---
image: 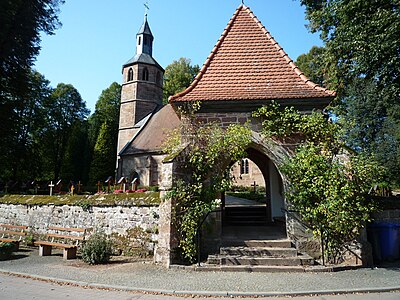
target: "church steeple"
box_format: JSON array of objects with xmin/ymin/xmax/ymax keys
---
[
  {"xmin": 117, "ymin": 11, "xmax": 164, "ymax": 158},
  {"xmin": 136, "ymin": 15, "xmax": 153, "ymax": 56}
]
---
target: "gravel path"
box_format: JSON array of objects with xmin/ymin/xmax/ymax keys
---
[{"xmin": 1, "ymin": 248, "xmax": 400, "ymax": 297}]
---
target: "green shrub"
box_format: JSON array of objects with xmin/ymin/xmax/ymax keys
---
[
  {"xmin": 0, "ymin": 242, "xmax": 14, "ymax": 260},
  {"xmin": 82, "ymin": 232, "xmax": 112, "ymax": 265}
]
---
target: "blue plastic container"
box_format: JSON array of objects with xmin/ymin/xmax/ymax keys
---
[{"xmin": 379, "ymin": 223, "xmax": 400, "ymax": 261}]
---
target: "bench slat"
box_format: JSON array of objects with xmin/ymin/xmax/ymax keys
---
[
  {"xmin": 34, "ymin": 241, "xmax": 77, "ymax": 249},
  {"xmin": 48, "ymin": 226, "xmax": 86, "ymax": 233},
  {"xmin": 47, "ymin": 233, "xmax": 84, "ymax": 241},
  {"xmin": 0, "ymin": 230, "xmax": 27, "ymax": 236},
  {"xmin": 0, "ymin": 238, "xmax": 19, "ymax": 243},
  {"xmin": 0, "ymin": 224, "xmax": 28, "ymax": 230}
]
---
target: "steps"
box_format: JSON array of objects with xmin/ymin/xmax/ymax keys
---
[
  {"xmin": 224, "ymin": 206, "xmax": 267, "ymax": 226},
  {"xmin": 199, "ymin": 226, "xmax": 314, "ymax": 272}
]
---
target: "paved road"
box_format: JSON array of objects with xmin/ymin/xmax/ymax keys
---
[
  {"xmin": 1, "ymin": 248, "xmax": 400, "ymax": 298},
  {"xmin": 1, "ymin": 273, "xmax": 400, "ymax": 300}
]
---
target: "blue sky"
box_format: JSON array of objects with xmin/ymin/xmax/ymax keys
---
[{"xmin": 34, "ymin": 0, "xmax": 323, "ymax": 113}]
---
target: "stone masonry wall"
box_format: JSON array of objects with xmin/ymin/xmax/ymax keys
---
[
  {"xmin": 372, "ymin": 210, "xmax": 400, "ymax": 223},
  {"xmin": 195, "ymin": 112, "xmax": 251, "ymax": 128},
  {"xmin": 0, "ymin": 204, "xmax": 159, "ymax": 239}
]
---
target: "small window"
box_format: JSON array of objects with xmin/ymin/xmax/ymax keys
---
[
  {"xmin": 144, "ymin": 36, "xmax": 148, "ymax": 45},
  {"xmin": 138, "ymin": 36, "xmax": 141, "ymax": 46},
  {"xmin": 127, "ymin": 68, "xmax": 133, "ymax": 82},
  {"xmin": 240, "ymin": 159, "xmax": 249, "ymax": 175},
  {"xmin": 142, "ymin": 67, "xmax": 149, "ymax": 81}
]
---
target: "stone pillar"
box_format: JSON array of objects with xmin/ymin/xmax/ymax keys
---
[
  {"xmin": 154, "ymin": 160, "xmax": 178, "ymax": 266},
  {"xmin": 153, "ymin": 195, "xmax": 175, "ymax": 266}
]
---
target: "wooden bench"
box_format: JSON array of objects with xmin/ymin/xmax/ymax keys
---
[
  {"xmin": 0, "ymin": 224, "xmax": 28, "ymax": 251},
  {"xmin": 34, "ymin": 226, "xmax": 89, "ymax": 260}
]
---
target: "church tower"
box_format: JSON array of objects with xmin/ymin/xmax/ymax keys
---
[{"xmin": 117, "ymin": 14, "xmax": 164, "ymax": 155}]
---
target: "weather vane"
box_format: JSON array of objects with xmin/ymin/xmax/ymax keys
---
[{"xmin": 144, "ymin": 0, "xmax": 150, "ymax": 16}]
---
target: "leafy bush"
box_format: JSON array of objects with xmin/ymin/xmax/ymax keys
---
[
  {"xmin": 82, "ymin": 232, "xmax": 112, "ymax": 264},
  {"xmin": 255, "ymin": 102, "xmax": 387, "ymax": 262},
  {"xmin": 0, "ymin": 242, "xmax": 14, "ymax": 260}
]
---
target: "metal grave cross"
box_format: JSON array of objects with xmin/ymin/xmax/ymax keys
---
[{"xmin": 251, "ymin": 181, "xmax": 258, "ymax": 193}]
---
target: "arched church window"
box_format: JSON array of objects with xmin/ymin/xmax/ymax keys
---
[
  {"xmin": 138, "ymin": 36, "xmax": 141, "ymax": 46},
  {"xmin": 240, "ymin": 159, "xmax": 249, "ymax": 175},
  {"xmin": 127, "ymin": 68, "xmax": 134, "ymax": 82},
  {"xmin": 142, "ymin": 67, "xmax": 149, "ymax": 81}
]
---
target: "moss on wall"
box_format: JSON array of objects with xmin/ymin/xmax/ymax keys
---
[{"xmin": 0, "ymin": 192, "xmax": 160, "ymax": 207}]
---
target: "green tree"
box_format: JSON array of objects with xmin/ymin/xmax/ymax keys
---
[
  {"xmin": 89, "ymin": 121, "xmax": 116, "ymax": 183},
  {"xmin": 0, "ymin": 0, "xmax": 64, "ymax": 171},
  {"xmin": 340, "ymin": 78, "xmax": 400, "ymax": 185},
  {"xmin": 88, "ymin": 82, "xmax": 121, "ymax": 183},
  {"xmin": 299, "ymin": 0, "xmax": 400, "ymax": 110},
  {"xmin": 295, "ymin": 46, "xmax": 327, "ymax": 86},
  {"xmin": 0, "ymin": 0, "xmax": 63, "ymax": 91},
  {"xmin": 61, "ymin": 120, "xmax": 90, "ymax": 182},
  {"xmin": 162, "ymin": 58, "xmax": 200, "ymax": 104},
  {"xmin": 295, "ymin": 10, "xmax": 400, "ymax": 185},
  {"xmin": 88, "ymin": 82, "xmax": 121, "ymax": 149},
  {"xmin": 41, "ymin": 83, "xmax": 89, "ymax": 180},
  {"xmin": 0, "ymin": 70, "xmax": 52, "ymax": 181}
]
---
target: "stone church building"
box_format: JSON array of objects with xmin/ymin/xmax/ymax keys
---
[{"xmin": 117, "ymin": 5, "xmax": 337, "ymax": 265}]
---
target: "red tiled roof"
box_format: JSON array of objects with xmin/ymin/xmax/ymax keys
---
[{"xmin": 169, "ymin": 5, "xmax": 336, "ymax": 103}]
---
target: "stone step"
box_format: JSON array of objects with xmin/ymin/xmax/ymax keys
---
[
  {"xmin": 224, "ymin": 207, "xmax": 268, "ymax": 226},
  {"xmin": 220, "ymin": 246, "xmax": 298, "ymax": 257},
  {"xmin": 207, "ymin": 254, "xmax": 314, "ymax": 266},
  {"xmin": 224, "ymin": 219, "xmax": 267, "ymax": 226},
  {"xmin": 225, "ymin": 210, "xmax": 267, "ymax": 216},
  {"xmin": 222, "ymin": 239, "xmax": 292, "ymax": 248},
  {"xmin": 195, "ymin": 265, "xmax": 306, "ymax": 273}
]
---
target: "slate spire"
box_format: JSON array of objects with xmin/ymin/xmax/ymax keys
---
[{"xmin": 136, "ymin": 14, "xmax": 154, "ymax": 56}]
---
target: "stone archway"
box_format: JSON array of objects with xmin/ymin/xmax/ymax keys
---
[
  {"xmin": 154, "ymin": 131, "xmax": 296, "ymax": 266},
  {"xmin": 220, "ymin": 132, "xmax": 292, "ymax": 244},
  {"xmin": 247, "ymin": 131, "xmax": 294, "ymax": 221}
]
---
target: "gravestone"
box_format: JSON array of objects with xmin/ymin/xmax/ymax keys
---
[
  {"xmin": 54, "ymin": 179, "xmax": 62, "ymax": 194},
  {"xmin": 105, "ymin": 176, "xmax": 114, "ymax": 193},
  {"xmin": 117, "ymin": 177, "xmax": 127, "ymax": 192}
]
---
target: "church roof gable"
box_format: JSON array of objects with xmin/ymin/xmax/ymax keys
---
[
  {"xmin": 169, "ymin": 5, "xmax": 335, "ymax": 103},
  {"xmin": 120, "ymin": 104, "xmax": 180, "ymax": 156}
]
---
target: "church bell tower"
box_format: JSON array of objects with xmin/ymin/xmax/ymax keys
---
[{"xmin": 117, "ymin": 14, "xmax": 164, "ymax": 155}]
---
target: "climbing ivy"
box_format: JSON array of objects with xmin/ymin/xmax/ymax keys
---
[
  {"xmin": 254, "ymin": 102, "xmax": 387, "ymax": 263},
  {"xmin": 164, "ymin": 107, "xmax": 252, "ymax": 262},
  {"xmin": 252, "ymin": 100, "xmax": 340, "ymax": 150}
]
